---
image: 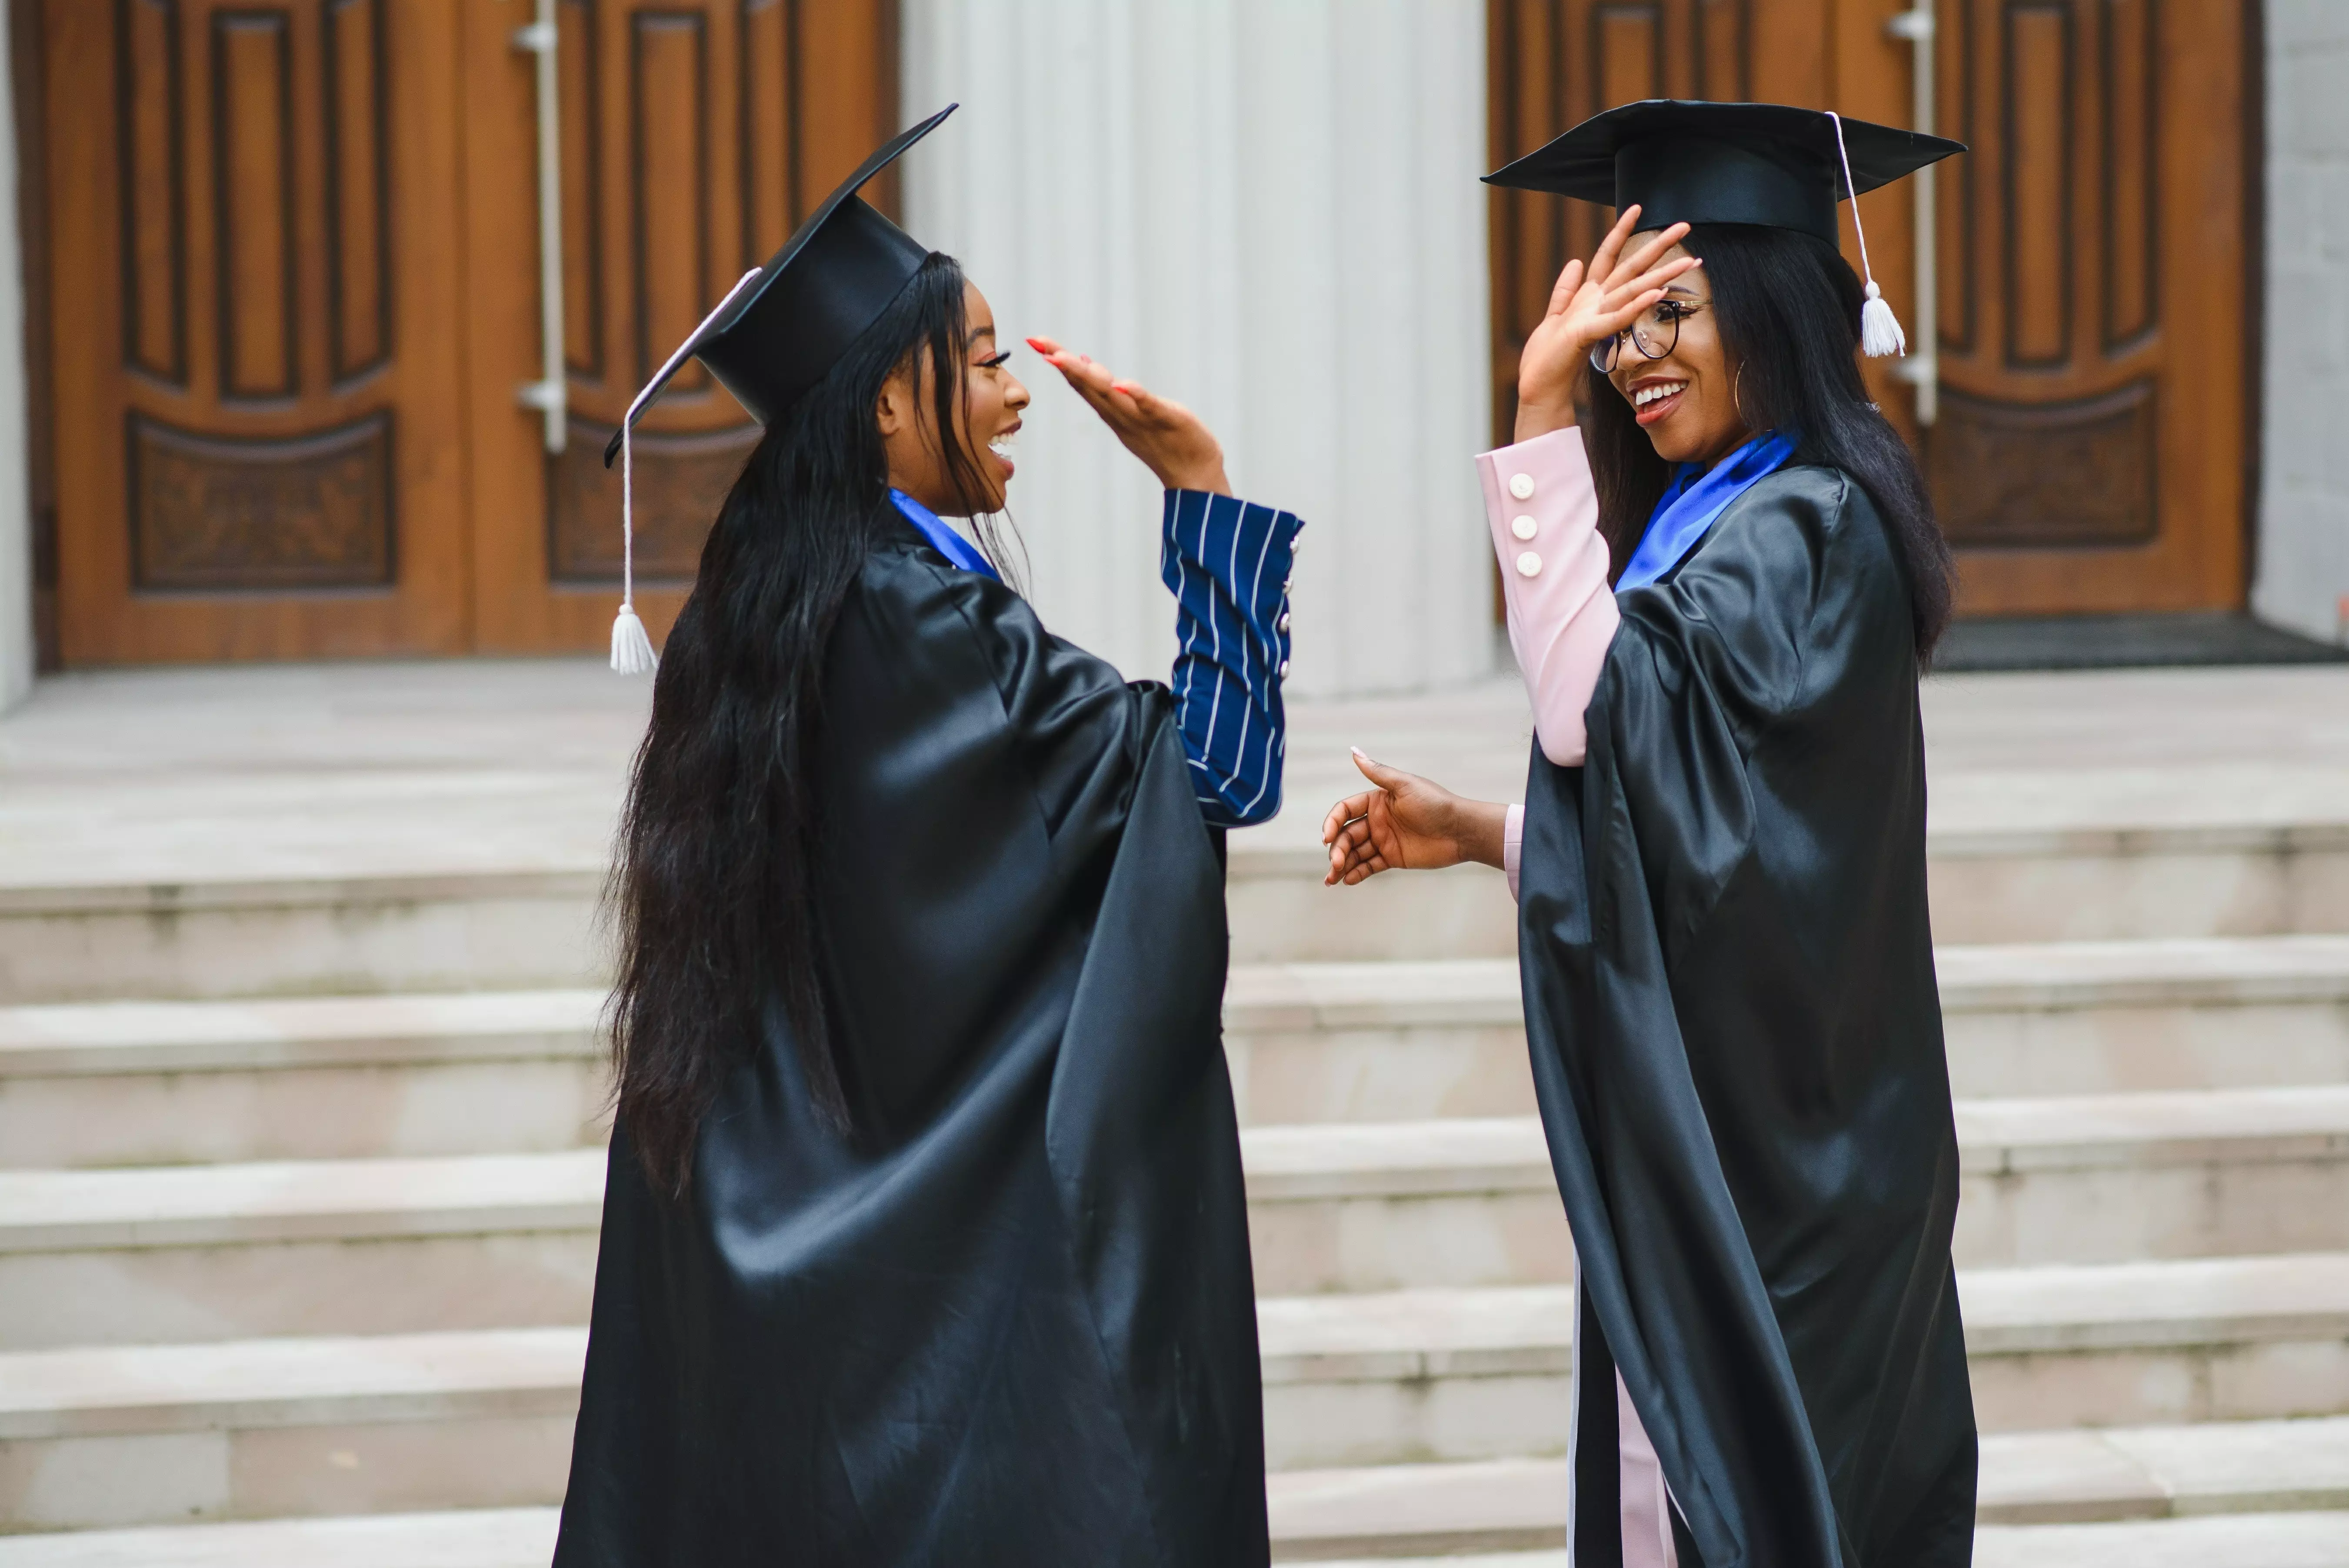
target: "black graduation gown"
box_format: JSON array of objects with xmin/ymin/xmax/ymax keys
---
[
  {"xmin": 1517, "ymin": 465, "xmax": 1976, "ymax": 1568},
  {"xmin": 553, "ymin": 527, "xmax": 1269, "ymax": 1566}
]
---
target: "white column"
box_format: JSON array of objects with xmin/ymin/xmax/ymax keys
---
[
  {"xmin": 900, "ymin": 0, "xmax": 1495, "ymax": 697},
  {"xmin": 2256, "ymin": 1, "xmax": 2349, "ymax": 647},
  {"xmin": 0, "ymin": 0, "xmax": 34, "ymax": 709}
]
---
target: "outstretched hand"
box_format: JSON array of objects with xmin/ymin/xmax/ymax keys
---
[
  {"xmin": 1321, "ymin": 749, "xmax": 1507, "ymax": 887},
  {"xmin": 1514, "ymin": 204, "xmax": 1700, "ymax": 441},
  {"xmin": 1026, "ymin": 337, "xmax": 1231, "ymax": 495}
]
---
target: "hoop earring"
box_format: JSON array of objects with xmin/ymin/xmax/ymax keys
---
[{"xmin": 1733, "ymin": 366, "xmax": 1748, "ymax": 425}]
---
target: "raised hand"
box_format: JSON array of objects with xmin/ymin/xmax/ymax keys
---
[
  {"xmin": 1026, "ymin": 337, "xmax": 1231, "ymax": 495},
  {"xmin": 1321, "ymin": 749, "xmax": 1508, "ymax": 887},
  {"xmin": 1514, "ymin": 204, "xmax": 1700, "ymax": 442}
]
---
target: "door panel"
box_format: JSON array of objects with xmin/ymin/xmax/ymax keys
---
[
  {"xmin": 1927, "ymin": 0, "xmax": 2247, "ymax": 613},
  {"xmin": 463, "ymin": 0, "xmax": 897, "ymax": 654},
  {"xmin": 46, "ymin": 0, "xmax": 469, "ymax": 662},
  {"xmin": 1485, "ymin": 0, "xmax": 2251, "ymax": 617}
]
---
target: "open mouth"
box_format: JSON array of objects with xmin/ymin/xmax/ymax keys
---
[
  {"xmin": 987, "ymin": 423, "xmax": 1019, "ymax": 480},
  {"xmin": 1631, "ymin": 380, "xmax": 1687, "ymax": 426}
]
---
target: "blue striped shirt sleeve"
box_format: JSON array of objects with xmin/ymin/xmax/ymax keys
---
[{"xmin": 1160, "ymin": 489, "xmax": 1303, "ymax": 829}]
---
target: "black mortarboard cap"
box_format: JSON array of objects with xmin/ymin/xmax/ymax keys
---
[
  {"xmin": 1484, "ymin": 99, "xmax": 1963, "ymax": 247},
  {"xmin": 602, "ymin": 103, "xmax": 957, "ymax": 469},
  {"xmin": 602, "ymin": 106, "xmax": 955, "ymax": 674}
]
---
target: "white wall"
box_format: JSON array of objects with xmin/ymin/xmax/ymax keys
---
[
  {"xmin": 2257, "ymin": 1, "xmax": 2349, "ymax": 647},
  {"xmin": 0, "ymin": 0, "xmax": 33, "ymax": 709},
  {"xmin": 900, "ymin": 0, "xmax": 1496, "ymax": 697}
]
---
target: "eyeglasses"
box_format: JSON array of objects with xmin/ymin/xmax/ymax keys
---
[{"xmin": 1589, "ymin": 298, "xmax": 1707, "ymax": 375}]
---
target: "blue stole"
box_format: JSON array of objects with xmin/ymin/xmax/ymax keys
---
[
  {"xmin": 1616, "ymin": 431, "xmax": 1799, "ymax": 593},
  {"xmin": 889, "ymin": 487, "xmax": 999, "ymax": 581}
]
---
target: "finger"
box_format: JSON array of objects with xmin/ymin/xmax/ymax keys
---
[
  {"xmin": 1046, "ymin": 356, "xmax": 1131, "ymax": 422},
  {"xmin": 1607, "ymin": 221, "xmax": 1692, "ymax": 288},
  {"xmin": 1326, "ymin": 831, "xmax": 1383, "ymax": 883},
  {"xmin": 1109, "ymin": 381, "xmax": 1193, "ymax": 429},
  {"xmin": 1599, "ymin": 255, "xmax": 1700, "ymax": 311},
  {"xmin": 1325, "ymin": 830, "xmax": 1378, "ymax": 885},
  {"xmin": 1590, "ymin": 288, "xmax": 1666, "ymax": 339},
  {"xmin": 1543, "ymin": 258, "xmax": 1587, "ymax": 319},
  {"xmin": 1586, "ymin": 205, "xmax": 1643, "ymax": 285},
  {"xmin": 1323, "ymin": 790, "xmax": 1377, "ymax": 841},
  {"xmin": 1024, "ymin": 336, "xmax": 1064, "ymax": 359},
  {"xmin": 1350, "ymin": 746, "xmax": 1412, "ymax": 792}
]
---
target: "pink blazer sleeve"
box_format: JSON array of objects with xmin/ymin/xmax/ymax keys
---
[{"xmin": 1476, "ymin": 426, "xmax": 1620, "ymax": 767}]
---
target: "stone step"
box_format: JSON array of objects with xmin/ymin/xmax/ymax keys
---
[
  {"xmin": 0, "ymin": 872, "xmax": 606, "ymax": 1006},
  {"xmin": 1261, "ymin": 1416, "xmax": 2349, "ymax": 1557},
  {"xmin": 0, "ymin": 1121, "xmax": 1562, "ymax": 1347},
  {"xmin": 0, "ymin": 1154, "xmax": 606, "ymax": 1350},
  {"xmin": 1957, "ymin": 1085, "xmax": 2349, "ymax": 1265},
  {"xmin": 9, "ymin": 807, "xmax": 2345, "ymax": 1003},
  {"xmin": 0, "ymin": 993, "xmax": 608, "ymax": 1169},
  {"xmin": 9, "ymin": 1483, "xmax": 2339, "ymax": 1568},
  {"xmin": 0, "ymin": 1509, "xmax": 557, "ymax": 1565},
  {"xmin": 1972, "ymin": 1511, "xmax": 2349, "ymax": 1568},
  {"xmin": 11, "ymin": 1256, "xmax": 2349, "ymax": 1528},
  {"xmin": 1276, "ymin": 1515, "xmax": 2349, "ymax": 1568},
  {"xmin": 0, "ymin": 1328, "xmax": 582, "ymax": 1532},
  {"xmin": 1259, "ymin": 1084, "xmax": 2349, "ymax": 1279},
  {"xmin": 12, "ymin": 937, "xmax": 2343, "ymax": 1172},
  {"xmin": 1228, "ymin": 937, "xmax": 2349, "ymax": 1122},
  {"xmin": 1226, "ymin": 813, "xmax": 2349, "ymax": 965},
  {"xmin": 1259, "ymin": 1252, "xmax": 2349, "ymax": 1468},
  {"xmin": 17, "ymin": 1079, "xmax": 2349, "ymax": 1349}
]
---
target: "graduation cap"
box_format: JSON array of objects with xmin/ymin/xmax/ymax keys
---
[
  {"xmin": 602, "ymin": 104, "xmax": 956, "ymax": 673},
  {"xmin": 1486, "ymin": 100, "xmax": 1964, "ymax": 361}
]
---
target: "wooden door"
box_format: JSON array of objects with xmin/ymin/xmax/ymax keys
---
[
  {"xmin": 1486, "ymin": 0, "xmax": 2252, "ymax": 617},
  {"xmin": 1919, "ymin": 0, "xmax": 2248, "ymax": 613},
  {"xmin": 42, "ymin": 0, "xmax": 470, "ymax": 662},
  {"xmin": 460, "ymin": 0, "xmax": 897, "ymax": 653}
]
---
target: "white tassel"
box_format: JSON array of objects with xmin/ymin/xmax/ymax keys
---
[
  {"xmin": 610, "ymin": 603, "xmax": 657, "ymax": 674},
  {"xmin": 610, "ymin": 420, "xmax": 659, "ymax": 674},
  {"xmin": 1829, "ymin": 111, "xmax": 1908, "ymax": 359},
  {"xmin": 1860, "ymin": 280, "xmax": 1908, "ymax": 359}
]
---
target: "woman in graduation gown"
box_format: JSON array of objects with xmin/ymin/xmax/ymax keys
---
[
  {"xmin": 1321, "ymin": 103, "xmax": 1976, "ymax": 1567},
  {"xmin": 554, "ymin": 108, "xmax": 1299, "ymax": 1566}
]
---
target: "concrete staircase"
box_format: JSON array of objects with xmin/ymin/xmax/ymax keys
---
[{"xmin": 5, "ymin": 729, "xmax": 2349, "ymax": 1563}]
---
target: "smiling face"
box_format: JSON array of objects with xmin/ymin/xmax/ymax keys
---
[
  {"xmin": 1604, "ymin": 241, "xmax": 1751, "ymax": 469},
  {"xmin": 878, "ymin": 281, "xmax": 1030, "ymax": 516}
]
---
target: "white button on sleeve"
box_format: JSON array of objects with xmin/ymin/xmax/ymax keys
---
[
  {"xmin": 1516, "ymin": 551, "xmax": 1543, "ymax": 578},
  {"xmin": 1277, "ymin": 610, "xmax": 1290, "ymax": 633},
  {"xmin": 1508, "ymin": 472, "xmax": 1537, "ymax": 501},
  {"xmin": 1276, "ymin": 659, "xmax": 1289, "ymax": 678},
  {"xmin": 1511, "ymin": 515, "xmax": 1539, "ymax": 541}
]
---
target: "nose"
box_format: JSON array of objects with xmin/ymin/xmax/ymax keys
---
[{"xmin": 1004, "ymin": 372, "xmax": 1031, "ymax": 410}]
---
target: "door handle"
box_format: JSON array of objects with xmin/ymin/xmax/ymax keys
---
[
  {"xmin": 1888, "ymin": 2, "xmax": 1938, "ymax": 425},
  {"xmin": 515, "ymin": 0, "xmax": 566, "ymax": 453}
]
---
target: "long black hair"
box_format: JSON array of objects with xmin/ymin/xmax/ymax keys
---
[
  {"xmin": 1581, "ymin": 223, "xmax": 1955, "ymax": 657},
  {"xmin": 608, "ymin": 251, "xmax": 1005, "ymax": 1194}
]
